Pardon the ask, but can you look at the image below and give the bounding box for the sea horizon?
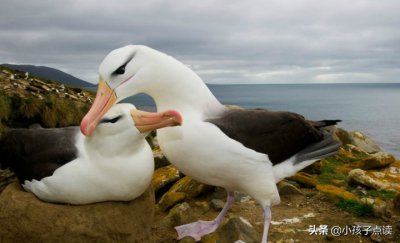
[90,83,399,158]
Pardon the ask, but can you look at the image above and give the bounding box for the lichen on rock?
[158,191,186,211]
[316,184,357,201]
[152,165,181,193]
[348,168,400,192]
[289,172,317,188]
[158,176,212,211]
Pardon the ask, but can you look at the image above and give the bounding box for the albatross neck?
[145,60,225,117]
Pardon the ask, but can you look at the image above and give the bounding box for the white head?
[85,103,182,156]
[80,45,219,136]
[98,45,164,100]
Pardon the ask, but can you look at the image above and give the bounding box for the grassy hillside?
[1,64,95,88]
[0,66,94,133]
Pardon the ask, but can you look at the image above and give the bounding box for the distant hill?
[0,64,95,87]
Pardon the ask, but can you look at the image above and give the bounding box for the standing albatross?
[80,45,341,242]
[0,103,182,204]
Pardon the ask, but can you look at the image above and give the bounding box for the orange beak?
[80,80,117,136]
[131,109,183,133]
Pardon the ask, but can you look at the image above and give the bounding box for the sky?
[0,0,399,84]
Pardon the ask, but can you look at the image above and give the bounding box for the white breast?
[23,140,154,204]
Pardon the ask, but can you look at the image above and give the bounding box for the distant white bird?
[80,45,340,242]
[0,103,182,204]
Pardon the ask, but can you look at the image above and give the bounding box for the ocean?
[121,83,400,158]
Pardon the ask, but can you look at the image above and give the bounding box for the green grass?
[0,92,12,120]
[336,199,373,217]
[365,190,397,200]
[338,144,370,162]
[317,158,347,184]
[0,91,12,133]
[0,91,90,130]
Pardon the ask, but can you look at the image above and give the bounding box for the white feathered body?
[23,104,154,204]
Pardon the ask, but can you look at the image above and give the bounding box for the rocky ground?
[0,66,93,103]
[149,128,400,243]
[152,190,399,243]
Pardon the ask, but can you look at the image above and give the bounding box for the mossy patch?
[365,189,397,200]
[335,198,373,217]
[0,92,12,120]
[0,92,12,133]
[0,91,90,129]
[336,145,371,163]
[317,157,347,185]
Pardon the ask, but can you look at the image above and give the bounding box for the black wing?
[207,108,340,164]
[0,127,79,182]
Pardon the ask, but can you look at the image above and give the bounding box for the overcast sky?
[0,0,399,84]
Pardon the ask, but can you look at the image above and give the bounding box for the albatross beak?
[80,80,117,136]
[131,109,183,133]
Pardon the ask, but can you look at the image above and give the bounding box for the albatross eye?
[99,115,123,124]
[113,64,126,75]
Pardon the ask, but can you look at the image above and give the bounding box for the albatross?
[80,45,341,242]
[0,103,182,204]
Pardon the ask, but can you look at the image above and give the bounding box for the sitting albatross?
[80,45,341,242]
[0,103,182,204]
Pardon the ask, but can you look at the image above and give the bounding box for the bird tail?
[309,119,341,128]
[273,131,341,183]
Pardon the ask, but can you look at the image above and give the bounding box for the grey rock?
[348,169,396,191]
[163,202,193,227]
[277,180,304,195]
[334,127,353,145]
[202,217,259,243]
[194,201,210,214]
[350,131,382,153]
[234,191,251,202]
[211,199,226,210]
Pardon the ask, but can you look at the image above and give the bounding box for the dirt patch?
[151,189,399,242]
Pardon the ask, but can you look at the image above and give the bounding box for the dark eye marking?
[112,53,136,76]
[99,115,123,124]
[113,63,126,75]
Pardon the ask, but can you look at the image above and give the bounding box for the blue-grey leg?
[175,191,235,241]
[261,206,272,243]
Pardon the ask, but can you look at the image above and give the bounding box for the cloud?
[0,0,399,84]
[314,72,379,83]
